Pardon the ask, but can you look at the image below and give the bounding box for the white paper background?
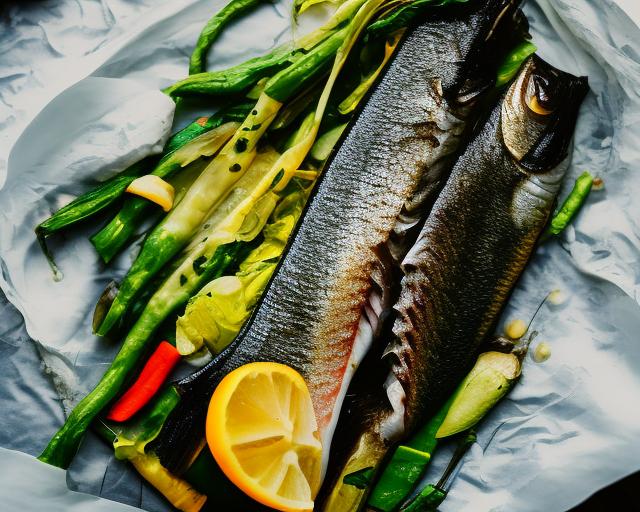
[1,0,639,510]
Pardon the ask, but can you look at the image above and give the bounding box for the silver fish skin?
[153,0,522,480]
[320,55,588,511]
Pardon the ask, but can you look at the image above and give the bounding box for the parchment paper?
[1,0,639,510]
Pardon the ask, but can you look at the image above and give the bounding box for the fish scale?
[154,0,522,480]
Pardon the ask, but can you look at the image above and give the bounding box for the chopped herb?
[235,137,249,153]
[229,163,242,172]
[252,109,258,115]
[250,123,262,131]
[270,169,285,189]
[202,237,208,243]
[180,275,187,286]
[206,292,212,297]
[193,256,208,275]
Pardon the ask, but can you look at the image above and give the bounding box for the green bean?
[91,104,254,263]
[190,0,268,75]
[544,171,593,238]
[166,48,301,99]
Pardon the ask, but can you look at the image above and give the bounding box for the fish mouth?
[502,55,589,172]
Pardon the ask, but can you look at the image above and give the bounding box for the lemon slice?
[126,175,175,212]
[206,362,322,512]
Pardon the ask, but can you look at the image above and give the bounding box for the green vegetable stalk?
[367,396,454,511]
[544,171,593,238]
[189,0,269,75]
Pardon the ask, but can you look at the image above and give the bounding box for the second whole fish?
[320,54,589,510]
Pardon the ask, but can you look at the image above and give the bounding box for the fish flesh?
[152,0,526,479]
[319,55,589,510]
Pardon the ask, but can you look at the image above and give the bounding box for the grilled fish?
[320,55,589,510]
[153,0,522,485]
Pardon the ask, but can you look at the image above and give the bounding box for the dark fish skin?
[320,56,588,511]
[151,0,520,477]
[390,55,589,433]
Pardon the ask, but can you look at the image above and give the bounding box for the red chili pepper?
[107,341,181,422]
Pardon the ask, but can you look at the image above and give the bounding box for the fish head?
[502,55,589,226]
[502,54,589,172]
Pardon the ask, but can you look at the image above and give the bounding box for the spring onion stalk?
[95,94,281,336]
[164,0,368,99]
[189,0,269,75]
[91,122,240,263]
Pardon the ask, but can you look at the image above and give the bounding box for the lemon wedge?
[126,175,175,212]
[206,362,322,512]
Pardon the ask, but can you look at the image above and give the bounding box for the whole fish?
[320,55,589,510]
[152,0,523,482]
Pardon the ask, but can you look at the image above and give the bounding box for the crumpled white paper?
[0,0,639,511]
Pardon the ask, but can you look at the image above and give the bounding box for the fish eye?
[525,74,556,116]
[523,72,559,116]
[527,94,554,115]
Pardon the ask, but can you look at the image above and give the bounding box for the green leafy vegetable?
[496,40,537,88]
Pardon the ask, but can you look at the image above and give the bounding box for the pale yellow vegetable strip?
[131,455,207,512]
[338,29,405,115]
